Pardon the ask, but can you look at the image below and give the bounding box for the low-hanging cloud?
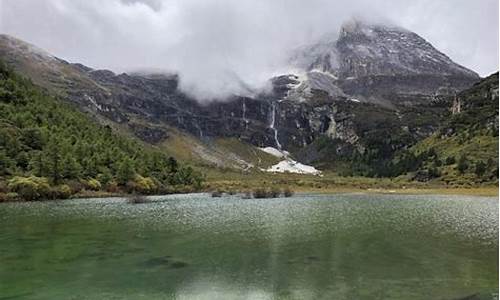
[0,0,498,100]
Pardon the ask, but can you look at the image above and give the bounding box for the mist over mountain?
[0,0,498,101]
[0,0,497,187]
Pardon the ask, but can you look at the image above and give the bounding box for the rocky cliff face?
[444,72,499,136]
[0,20,483,172]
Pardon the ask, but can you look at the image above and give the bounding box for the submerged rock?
[142,256,171,267]
[142,256,189,270]
[169,261,188,269]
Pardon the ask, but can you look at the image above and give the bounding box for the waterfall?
[270,102,282,150]
[196,122,203,138]
[242,100,249,130]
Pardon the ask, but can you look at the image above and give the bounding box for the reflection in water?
[0,193,497,299]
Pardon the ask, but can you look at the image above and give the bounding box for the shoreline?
[298,187,499,197]
[0,185,497,203]
[76,187,500,198]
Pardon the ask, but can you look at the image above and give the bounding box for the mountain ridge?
[0,21,494,181]
[284,20,479,105]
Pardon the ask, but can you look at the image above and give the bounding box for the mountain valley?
[0,19,497,192]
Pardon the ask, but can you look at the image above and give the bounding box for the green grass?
[412,133,498,163]
[202,167,498,196]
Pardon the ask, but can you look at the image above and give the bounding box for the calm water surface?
[0,193,498,299]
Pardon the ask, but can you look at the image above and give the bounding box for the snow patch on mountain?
[266,159,321,175]
[259,146,321,175]
[283,71,346,102]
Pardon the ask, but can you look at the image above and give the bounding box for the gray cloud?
[0,0,498,100]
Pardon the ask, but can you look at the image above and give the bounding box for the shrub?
[134,175,157,194]
[7,176,51,201]
[269,188,281,198]
[0,181,7,193]
[49,184,72,199]
[124,176,157,194]
[427,167,441,178]
[252,188,268,199]
[283,187,294,197]
[125,180,138,193]
[84,178,102,191]
[67,180,84,193]
[445,156,456,165]
[211,190,223,197]
[97,171,112,185]
[0,192,20,202]
[106,180,119,193]
[0,193,8,202]
[252,188,282,198]
[127,194,149,204]
[475,161,486,177]
[457,156,469,174]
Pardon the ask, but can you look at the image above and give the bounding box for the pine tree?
[21,128,44,150]
[62,156,82,179]
[167,157,178,173]
[116,158,135,185]
[29,151,46,177]
[474,161,486,177]
[46,137,62,183]
[457,155,469,174]
[0,150,14,176]
[445,156,456,165]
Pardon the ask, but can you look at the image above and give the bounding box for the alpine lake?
[0,193,497,299]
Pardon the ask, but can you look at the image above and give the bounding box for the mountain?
[293,20,478,78]
[0,34,282,171]
[285,20,479,106]
[0,20,493,181]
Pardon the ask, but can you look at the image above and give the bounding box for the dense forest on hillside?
[0,63,203,201]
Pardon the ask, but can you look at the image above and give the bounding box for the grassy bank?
[203,169,499,197]
[2,169,497,202]
[299,187,498,197]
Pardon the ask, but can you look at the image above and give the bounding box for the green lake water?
[0,193,498,299]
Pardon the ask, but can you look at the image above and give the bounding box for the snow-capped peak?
[288,20,479,80]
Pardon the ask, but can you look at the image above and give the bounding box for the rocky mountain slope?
[0,20,491,178]
[292,20,477,78]
[402,73,498,184]
[285,20,478,106]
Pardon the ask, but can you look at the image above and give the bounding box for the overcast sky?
[0,0,498,99]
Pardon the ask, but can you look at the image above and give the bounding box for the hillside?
[0,63,202,201]
[393,73,499,185]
